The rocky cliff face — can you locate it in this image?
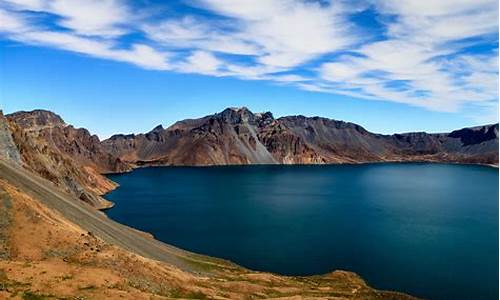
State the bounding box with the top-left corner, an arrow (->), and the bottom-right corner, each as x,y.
7,110 -> 130,174
0,111 -> 21,165
103,107 -> 499,166
104,108 -> 277,165
103,107 -> 327,165
6,110 -> 131,209
388,124 -> 499,164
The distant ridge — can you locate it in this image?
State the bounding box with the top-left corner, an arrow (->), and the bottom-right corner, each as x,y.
102,107 -> 499,167
1,107 -> 497,209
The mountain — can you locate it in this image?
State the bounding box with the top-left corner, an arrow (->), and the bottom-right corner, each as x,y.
2,107 -> 497,210
103,107 -> 499,166
7,110 -> 130,174
4,110 -> 131,209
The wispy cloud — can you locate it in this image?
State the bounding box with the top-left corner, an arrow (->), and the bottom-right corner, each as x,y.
317,0 -> 498,113
192,0 -> 357,68
3,0 -> 131,36
0,1 -> 170,69
142,16 -> 261,56
0,0 -> 497,122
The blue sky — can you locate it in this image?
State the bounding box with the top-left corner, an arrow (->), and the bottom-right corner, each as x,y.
0,0 -> 498,139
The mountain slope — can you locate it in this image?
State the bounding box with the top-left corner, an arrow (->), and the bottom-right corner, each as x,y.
7,110 -> 130,174
104,108 -> 280,165
5,110 -> 131,209
103,107 -> 499,166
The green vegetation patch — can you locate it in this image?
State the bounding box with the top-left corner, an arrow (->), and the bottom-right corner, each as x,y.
22,290 -> 57,300
77,284 -> 97,291
169,288 -> 208,299
60,274 -> 73,281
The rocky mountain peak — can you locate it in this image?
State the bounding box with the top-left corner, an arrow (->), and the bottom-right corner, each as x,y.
150,124 -> 164,132
7,109 -> 66,129
218,107 -> 256,124
255,111 -> 275,127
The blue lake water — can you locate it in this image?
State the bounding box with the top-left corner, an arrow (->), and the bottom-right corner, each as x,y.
105,163 -> 499,300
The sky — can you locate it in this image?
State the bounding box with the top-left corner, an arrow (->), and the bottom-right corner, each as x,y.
0,0 -> 498,139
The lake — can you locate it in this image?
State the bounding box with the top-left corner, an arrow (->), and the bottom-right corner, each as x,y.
105,163 -> 498,300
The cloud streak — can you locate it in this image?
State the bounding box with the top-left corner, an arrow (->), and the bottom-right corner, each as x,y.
0,0 -> 497,121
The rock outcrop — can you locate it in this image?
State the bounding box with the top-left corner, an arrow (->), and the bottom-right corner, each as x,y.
6,110 -> 131,209
103,107 -> 499,166
0,111 -> 21,165
103,107 -> 279,165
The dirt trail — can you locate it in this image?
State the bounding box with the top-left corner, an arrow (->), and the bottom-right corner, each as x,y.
0,159 -> 235,273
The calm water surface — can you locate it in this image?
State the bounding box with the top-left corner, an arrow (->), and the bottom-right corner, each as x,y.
106,163 -> 498,300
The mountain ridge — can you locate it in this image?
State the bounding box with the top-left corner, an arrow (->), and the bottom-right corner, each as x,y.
1,107 -> 497,210
102,107 -> 499,167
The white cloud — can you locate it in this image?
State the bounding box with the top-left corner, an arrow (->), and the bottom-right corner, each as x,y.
49,0 -> 130,37
314,0 -> 498,116
143,0 -> 358,69
4,0 -> 130,36
0,0 -> 169,69
376,0 -> 494,17
0,0 -> 497,123
177,50 -> 222,74
0,7 -> 30,32
142,16 -> 260,55
7,29 -> 170,70
191,0 -> 357,67
320,61 -> 363,82
2,0 -> 45,10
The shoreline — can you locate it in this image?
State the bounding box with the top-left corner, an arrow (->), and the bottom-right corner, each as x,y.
99,159 -> 497,212
103,160 -> 499,177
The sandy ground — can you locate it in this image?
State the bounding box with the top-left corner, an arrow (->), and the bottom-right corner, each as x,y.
0,159 -> 417,299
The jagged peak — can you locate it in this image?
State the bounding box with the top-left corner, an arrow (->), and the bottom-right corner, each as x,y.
220,106 -> 255,114
254,111 -> 274,119
227,106 -> 250,112
151,124 -> 164,132
217,106 -> 256,124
